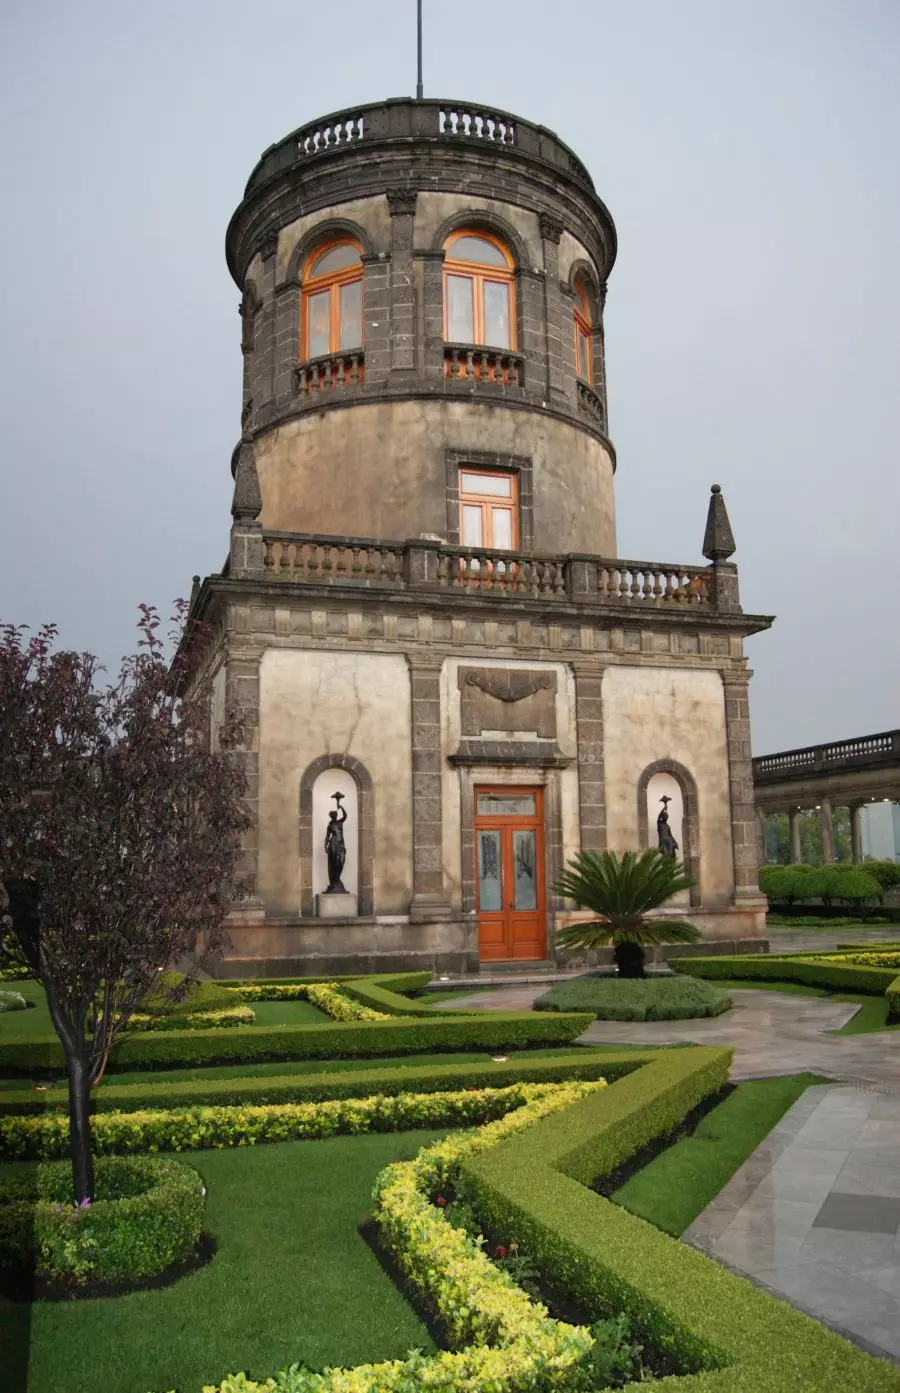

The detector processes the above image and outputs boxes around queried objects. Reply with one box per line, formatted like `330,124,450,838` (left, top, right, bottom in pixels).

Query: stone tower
187,98,773,976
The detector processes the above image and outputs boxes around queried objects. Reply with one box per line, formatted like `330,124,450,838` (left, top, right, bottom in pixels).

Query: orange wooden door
474,787,546,962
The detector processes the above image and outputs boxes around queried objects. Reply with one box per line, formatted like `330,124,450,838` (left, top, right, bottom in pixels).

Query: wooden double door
474,786,546,962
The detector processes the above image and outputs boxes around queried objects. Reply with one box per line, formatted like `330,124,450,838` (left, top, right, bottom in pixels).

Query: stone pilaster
820,797,836,864
387,189,417,376
362,253,391,385
225,642,263,916
572,660,607,854
272,277,300,406
722,671,762,900
539,213,567,405
251,231,278,413
406,652,452,921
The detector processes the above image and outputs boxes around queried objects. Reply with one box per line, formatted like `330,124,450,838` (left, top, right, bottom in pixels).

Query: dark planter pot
613,941,645,978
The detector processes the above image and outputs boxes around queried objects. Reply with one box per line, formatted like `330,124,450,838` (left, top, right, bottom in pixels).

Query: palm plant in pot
554,848,699,977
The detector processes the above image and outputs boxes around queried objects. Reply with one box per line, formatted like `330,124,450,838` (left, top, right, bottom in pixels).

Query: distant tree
763,813,790,865
0,607,248,1202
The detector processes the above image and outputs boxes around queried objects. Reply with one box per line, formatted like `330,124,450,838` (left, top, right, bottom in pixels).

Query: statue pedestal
316,891,358,920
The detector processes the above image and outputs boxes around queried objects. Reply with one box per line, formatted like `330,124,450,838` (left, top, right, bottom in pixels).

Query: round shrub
860,859,900,891
0,991,28,1013
0,1154,205,1286
533,974,731,1021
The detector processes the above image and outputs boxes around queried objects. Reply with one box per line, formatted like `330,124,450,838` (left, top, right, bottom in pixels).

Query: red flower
435,1195,447,1207
495,1244,507,1259
467,1086,478,1091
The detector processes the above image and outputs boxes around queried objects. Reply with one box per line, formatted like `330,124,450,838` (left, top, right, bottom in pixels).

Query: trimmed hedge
672,952,899,996
1,1082,586,1160
0,1154,204,1284
534,975,731,1021
0,1047,644,1117
0,1010,594,1076
460,1048,900,1392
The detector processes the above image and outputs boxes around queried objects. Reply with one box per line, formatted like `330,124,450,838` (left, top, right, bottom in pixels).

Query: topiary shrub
533,975,731,1021
0,990,28,1013
861,860,900,891
0,1154,205,1287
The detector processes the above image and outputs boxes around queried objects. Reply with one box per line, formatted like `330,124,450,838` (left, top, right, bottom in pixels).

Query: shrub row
128,1005,256,1031
304,982,389,1021
760,863,883,906
460,1047,900,1392
672,952,899,997
0,1154,204,1285
1,1082,582,1161
0,1048,642,1117
203,1082,605,1393
0,1010,594,1075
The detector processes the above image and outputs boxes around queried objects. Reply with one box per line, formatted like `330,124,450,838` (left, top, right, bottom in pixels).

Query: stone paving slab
684,1085,900,1363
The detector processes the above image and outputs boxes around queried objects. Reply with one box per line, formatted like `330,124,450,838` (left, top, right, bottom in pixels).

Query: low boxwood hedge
0,1048,645,1117
533,975,731,1021
460,1047,900,1392
0,1154,204,1285
672,952,899,996
0,1010,594,1076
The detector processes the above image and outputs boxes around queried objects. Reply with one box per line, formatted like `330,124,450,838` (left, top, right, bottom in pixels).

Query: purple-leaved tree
0,606,248,1201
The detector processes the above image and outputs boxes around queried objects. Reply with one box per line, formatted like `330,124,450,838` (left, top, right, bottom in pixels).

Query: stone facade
185,98,774,976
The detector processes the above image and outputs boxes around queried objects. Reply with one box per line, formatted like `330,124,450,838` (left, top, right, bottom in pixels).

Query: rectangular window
477,793,536,817
483,281,511,348
339,280,362,350
577,326,591,381
307,290,330,358
446,275,474,342
459,469,518,551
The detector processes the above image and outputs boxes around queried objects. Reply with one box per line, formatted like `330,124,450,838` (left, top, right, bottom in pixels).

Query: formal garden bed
533,974,731,1021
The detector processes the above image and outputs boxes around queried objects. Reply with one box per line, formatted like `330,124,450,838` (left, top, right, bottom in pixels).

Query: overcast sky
1,0,897,755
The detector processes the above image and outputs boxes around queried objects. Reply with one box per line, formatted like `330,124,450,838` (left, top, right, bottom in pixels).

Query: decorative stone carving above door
458,666,557,738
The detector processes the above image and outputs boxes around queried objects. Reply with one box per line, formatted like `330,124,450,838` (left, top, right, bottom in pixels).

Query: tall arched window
443,231,516,349
574,279,592,383
302,239,363,359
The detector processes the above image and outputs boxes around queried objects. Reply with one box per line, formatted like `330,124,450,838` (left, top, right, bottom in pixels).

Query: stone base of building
212,915,480,979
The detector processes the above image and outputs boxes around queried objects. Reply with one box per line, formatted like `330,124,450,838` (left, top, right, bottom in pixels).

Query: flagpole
416,0,424,100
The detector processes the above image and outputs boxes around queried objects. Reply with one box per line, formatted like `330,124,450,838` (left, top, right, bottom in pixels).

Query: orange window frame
301,239,364,360
443,230,517,348
574,283,592,383
459,469,519,551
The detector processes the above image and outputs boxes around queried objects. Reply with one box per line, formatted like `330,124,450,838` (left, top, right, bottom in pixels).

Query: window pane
447,275,474,342
491,507,513,549
307,290,331,358
460,472,512,498
483,281,510,348
449,234,508,267
477,793,536,817
477,830,503,911
310,243,361,277
513,831,537,910
339,279,362,349
577,328,590,380
462,505,483,547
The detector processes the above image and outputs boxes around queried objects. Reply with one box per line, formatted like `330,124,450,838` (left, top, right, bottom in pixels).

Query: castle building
187,97,773,976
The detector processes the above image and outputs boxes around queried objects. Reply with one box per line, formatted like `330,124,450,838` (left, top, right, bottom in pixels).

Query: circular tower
226,97,618,555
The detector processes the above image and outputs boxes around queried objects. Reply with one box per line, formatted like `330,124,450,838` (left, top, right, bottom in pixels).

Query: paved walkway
439,986,900,1086
684,1085,900,1363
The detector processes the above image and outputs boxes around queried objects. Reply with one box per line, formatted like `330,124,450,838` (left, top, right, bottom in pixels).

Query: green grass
612,1073,824,1235
418,986,501,1004
708,979,899,1035
247,998,329,1026
766,916,893,929
0,1130,451,1393
534,974,731,1020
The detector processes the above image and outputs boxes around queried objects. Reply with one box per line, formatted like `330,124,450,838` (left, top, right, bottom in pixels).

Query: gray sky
1,0,898,755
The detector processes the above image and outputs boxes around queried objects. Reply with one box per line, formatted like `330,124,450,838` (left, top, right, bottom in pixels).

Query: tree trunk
614,941,646,978
65,1044,95,1203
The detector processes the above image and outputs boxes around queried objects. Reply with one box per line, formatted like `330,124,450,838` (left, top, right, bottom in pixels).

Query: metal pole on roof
416,0,424,100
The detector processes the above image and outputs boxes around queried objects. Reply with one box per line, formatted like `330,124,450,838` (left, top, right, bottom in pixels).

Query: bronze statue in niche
657,795,679,857
324,791,348,892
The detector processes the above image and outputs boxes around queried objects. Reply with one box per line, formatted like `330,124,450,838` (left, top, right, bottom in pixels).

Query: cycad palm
554,848,699,977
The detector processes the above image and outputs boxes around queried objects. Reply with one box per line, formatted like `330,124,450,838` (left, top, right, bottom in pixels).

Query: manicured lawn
0,1129,451,1393
710,979,899,1035
612,1073,824,1235
766,915,894,929
247,998,329,1026
534,973,731,1020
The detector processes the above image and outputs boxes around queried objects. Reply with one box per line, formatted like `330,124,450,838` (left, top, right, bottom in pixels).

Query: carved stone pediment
458,666,557,738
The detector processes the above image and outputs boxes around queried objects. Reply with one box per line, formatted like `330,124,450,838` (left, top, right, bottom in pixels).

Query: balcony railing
754,730,900,783
244,98,596,195
248,533,735,611
443,345,524,387
296,350,364,394
577,380,606,426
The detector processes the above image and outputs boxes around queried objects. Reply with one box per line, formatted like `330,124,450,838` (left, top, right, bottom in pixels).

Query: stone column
756,809,768,865
386,188,417,377
406,653,452,922
539,213,567,406
722,672,762,900
819,797,836,864
225,640,264,919
850,801,864,864
789,808,802,863
572,660,607,854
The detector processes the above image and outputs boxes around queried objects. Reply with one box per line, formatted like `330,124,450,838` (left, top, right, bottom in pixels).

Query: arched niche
298,753,375,916
636,759,701,906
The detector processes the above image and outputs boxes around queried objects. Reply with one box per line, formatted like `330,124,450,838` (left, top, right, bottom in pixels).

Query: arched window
302,239,363,360
443,230,516,349
574,279,592,383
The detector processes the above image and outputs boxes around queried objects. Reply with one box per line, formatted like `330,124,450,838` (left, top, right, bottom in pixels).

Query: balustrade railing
438,106,515,145
296,351,364,394
754,730,900,782
436,549,565,597
597,561,712,606
262,536,402,584
576,380,606,425
443,345,523,387
296,112,365,157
